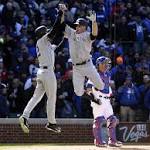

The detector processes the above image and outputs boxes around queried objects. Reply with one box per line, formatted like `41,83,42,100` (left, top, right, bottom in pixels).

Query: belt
99,95,110,99
74,59,90,66
94,88,110,99
41,66,48,69
41,66,54,70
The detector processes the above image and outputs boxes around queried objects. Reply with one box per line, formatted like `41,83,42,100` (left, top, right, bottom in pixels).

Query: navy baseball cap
35,25,47,38
74,18,88,27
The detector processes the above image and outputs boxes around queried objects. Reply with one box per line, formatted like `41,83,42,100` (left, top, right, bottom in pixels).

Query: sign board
117,123,150,143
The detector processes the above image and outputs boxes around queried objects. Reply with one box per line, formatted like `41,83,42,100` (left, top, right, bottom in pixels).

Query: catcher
86,56,122,147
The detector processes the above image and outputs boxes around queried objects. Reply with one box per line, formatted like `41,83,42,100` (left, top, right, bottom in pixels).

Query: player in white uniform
60,4,104,96
19,10,65,134
86,56,122,147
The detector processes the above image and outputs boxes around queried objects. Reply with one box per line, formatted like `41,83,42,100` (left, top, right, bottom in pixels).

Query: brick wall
0,124,93,143
0,118,93,143
0,119,150,143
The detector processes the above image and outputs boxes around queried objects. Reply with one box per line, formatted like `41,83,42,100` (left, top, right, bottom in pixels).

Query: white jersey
87,80,113,119
65,25,93,64
87,80,112,99
36,33,57,69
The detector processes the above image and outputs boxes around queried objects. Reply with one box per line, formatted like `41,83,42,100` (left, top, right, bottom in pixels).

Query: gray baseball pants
22,68,57,124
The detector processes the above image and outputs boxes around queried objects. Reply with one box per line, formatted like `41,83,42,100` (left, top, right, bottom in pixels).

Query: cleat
19,116,29,134
95,143,107,147
45,123,61,133
94,139,107,147
108,141,122,147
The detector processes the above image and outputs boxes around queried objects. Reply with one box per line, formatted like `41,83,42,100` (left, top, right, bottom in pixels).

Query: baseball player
86,56,122,147
59,4,104,96
19,9,65,134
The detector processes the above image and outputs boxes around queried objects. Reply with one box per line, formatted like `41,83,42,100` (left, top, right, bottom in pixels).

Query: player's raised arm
86,11,98,40
47,4,67,48
47,9,65,39
57,3,76,38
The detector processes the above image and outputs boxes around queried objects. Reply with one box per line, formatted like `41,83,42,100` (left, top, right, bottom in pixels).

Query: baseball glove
87,93,102,105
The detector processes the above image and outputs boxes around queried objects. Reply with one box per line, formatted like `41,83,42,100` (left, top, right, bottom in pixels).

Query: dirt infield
0,144,150,150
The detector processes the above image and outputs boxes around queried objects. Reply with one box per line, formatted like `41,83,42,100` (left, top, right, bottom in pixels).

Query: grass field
0,144,150,150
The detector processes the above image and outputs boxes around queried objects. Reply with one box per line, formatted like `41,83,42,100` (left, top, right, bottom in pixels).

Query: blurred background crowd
0,0,150,122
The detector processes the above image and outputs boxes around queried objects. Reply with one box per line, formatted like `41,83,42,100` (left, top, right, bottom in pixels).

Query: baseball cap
74,18,88,27
35,25,47,38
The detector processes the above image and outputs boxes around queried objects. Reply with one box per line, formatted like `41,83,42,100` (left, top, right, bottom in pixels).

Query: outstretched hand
86,10,96,22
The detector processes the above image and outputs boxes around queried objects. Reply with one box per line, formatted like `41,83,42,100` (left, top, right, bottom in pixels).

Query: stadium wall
0,119,149,143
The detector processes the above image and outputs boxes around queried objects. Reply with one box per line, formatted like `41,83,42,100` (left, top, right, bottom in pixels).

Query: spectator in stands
138,75,150,121
116,16,131,54
96,3,107,24
0,57,8,83
61,99,74,118
13,53,29,78
0,83,9,118
6,70,14,88
132,63,144,86
111,56,127,89
56,72,75,118
128,15,146,53
8,78,24,114
143,13,150,44
144,79,150,121
39,0,49,15
117,76,140,121
1,2,15,30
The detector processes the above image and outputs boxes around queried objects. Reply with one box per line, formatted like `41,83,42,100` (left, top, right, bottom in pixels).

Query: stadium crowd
0,0,150,122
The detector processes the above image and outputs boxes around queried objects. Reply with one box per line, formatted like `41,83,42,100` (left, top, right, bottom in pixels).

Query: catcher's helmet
96,56,112,70
74,18,88,27
35,25,47,39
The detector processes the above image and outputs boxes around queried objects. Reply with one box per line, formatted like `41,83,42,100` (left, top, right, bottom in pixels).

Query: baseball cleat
108,141,122,147
19,116,29,134
45,123,61,133
95,143,107,147
94,139,107,147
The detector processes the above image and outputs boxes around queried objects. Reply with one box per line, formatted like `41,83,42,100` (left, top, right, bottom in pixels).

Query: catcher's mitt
87,93,102,105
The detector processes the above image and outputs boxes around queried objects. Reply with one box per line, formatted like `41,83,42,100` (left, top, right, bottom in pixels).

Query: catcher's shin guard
93,116,106,145
107,115,119,143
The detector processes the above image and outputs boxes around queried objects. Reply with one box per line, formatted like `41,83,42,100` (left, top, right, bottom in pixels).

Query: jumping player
19,9,65,134
59,4,104,96
86,56,122,147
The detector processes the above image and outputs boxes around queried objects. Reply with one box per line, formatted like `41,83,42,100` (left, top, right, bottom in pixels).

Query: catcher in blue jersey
86,56,122,147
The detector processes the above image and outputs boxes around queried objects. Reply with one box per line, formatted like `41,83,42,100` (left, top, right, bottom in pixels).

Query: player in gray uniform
19,10,65,134
60,5,104,96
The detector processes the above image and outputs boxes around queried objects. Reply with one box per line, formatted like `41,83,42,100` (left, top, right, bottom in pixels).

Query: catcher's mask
35,25,48,39
96,56,112,71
